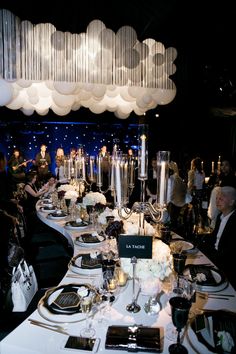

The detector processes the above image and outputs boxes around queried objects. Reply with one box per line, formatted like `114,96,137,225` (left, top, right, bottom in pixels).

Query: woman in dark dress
23,172,49,236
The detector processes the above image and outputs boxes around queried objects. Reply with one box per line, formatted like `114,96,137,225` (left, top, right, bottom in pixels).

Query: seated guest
204,186,236,289
23,172,49,235
207,159,236,228
55,158,68,184
42,174,57,198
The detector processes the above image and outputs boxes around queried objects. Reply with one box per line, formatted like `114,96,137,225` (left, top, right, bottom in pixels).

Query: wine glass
168,296,191,354
102,270,119,314
80,295,96,338
172,253,187,295
65,198,71,215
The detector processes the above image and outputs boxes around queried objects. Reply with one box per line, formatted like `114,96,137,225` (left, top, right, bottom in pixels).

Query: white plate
64,221,89,230
169,240,194,253
74,234,106,247
40,207,57,213
38,283,99,323
47,212,68,220
184,265,228,292
186,325,215,354
41,198,52,203
68,254,102,275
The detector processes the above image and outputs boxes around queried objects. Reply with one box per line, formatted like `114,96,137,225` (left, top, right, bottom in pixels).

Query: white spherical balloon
0,79,13,106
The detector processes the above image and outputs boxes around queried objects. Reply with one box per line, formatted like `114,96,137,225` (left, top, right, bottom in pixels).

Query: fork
28,318,69,335
197,292,230,300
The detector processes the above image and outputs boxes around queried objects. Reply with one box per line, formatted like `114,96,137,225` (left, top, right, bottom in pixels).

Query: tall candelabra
114,135,170,235
63,153,95,196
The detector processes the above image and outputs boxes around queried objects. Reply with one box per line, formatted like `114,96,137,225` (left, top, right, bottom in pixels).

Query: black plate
39,283,99,315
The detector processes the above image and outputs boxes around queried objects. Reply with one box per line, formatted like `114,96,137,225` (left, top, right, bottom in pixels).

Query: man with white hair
207,186,236,289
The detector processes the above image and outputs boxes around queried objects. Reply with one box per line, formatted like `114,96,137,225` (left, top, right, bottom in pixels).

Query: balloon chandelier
0,9,177,118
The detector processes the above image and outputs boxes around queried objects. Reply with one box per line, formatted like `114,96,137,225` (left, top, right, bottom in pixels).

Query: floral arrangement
97,209,173,282
82,192,106,207
97,207,113,224
120,239,172,281
217,331,234,352
64,190,79,202
57,184,77,192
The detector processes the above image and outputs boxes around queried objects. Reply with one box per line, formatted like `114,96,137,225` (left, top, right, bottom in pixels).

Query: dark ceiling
0,0,235,123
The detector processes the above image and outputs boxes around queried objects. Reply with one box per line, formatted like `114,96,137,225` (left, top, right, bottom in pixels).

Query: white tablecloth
1,201,236,354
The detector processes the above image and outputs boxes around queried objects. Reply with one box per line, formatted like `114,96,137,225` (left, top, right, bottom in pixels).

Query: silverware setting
197,292,232,300
66,273,98,279
28,318,69,335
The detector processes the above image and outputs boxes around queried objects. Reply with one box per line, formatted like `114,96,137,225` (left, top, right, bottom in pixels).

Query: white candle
110,159,115,190
97,156,102,186
129,160,134,186
82,157,86,180
68,159,71,179
159,161,166,206
217,156,221,173
90,158,94,181
211,161,215,174
123,161,128,199
74,160,78,180
140,134,146,177
115,161,122,205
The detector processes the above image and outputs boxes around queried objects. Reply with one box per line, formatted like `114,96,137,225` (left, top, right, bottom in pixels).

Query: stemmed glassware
65,198,71,215
172,253,187,295
80,294,96,338
102,270,119,314
168,296,192,354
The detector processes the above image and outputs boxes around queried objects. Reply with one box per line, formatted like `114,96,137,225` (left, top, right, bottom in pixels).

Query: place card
118,235,152,259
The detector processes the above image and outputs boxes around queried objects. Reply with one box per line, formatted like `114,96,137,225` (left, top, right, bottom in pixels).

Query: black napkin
45,285,86,315
50,211,67,217
192,310,236,353
80,233,103,243
81,253,102,269
186,265,221,286
105,325,162,353
67,221,88,227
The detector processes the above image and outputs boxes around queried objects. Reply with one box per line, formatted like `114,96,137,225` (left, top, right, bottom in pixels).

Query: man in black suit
205,186,236,289
35,144,51,185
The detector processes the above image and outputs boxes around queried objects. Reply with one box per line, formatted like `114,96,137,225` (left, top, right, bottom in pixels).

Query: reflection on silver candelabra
114,135,170,235
63,154,96,196
96,152,136,201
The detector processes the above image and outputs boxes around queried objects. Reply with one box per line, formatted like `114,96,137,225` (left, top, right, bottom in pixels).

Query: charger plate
64,221,89,230
68,252,103,275
37,283,100,323
47,211,68,220
169,240,195,254
184,264,228,292
74,233,106,247
40,206,56,213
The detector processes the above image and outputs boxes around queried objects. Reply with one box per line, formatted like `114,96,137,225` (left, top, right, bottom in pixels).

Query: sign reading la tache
118,235,152,259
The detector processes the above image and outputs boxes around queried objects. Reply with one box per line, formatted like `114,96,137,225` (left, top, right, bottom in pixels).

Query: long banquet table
1,201,236,354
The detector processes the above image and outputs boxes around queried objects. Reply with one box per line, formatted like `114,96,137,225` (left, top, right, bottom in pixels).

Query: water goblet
172,253,187,295
80,295,96,338
65,198,71,215
168,296,191,354
102,270,119,314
